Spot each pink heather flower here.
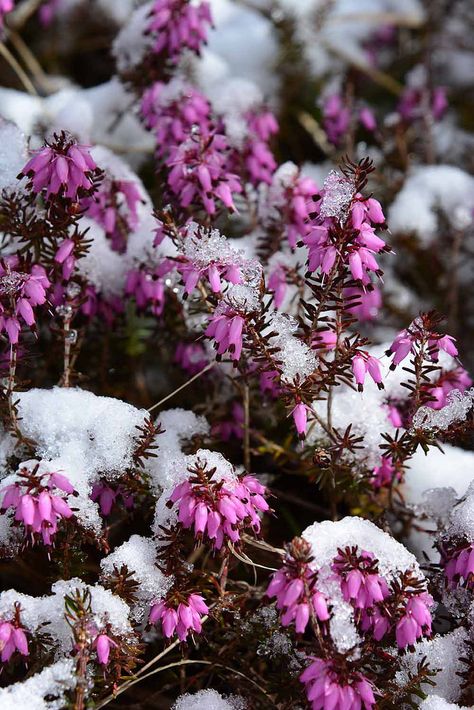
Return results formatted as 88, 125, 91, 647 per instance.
19, 133, 99, 202
141, 81, 211, 155
265, 170, 318, 249
1, 469, 75, 547
303, 186, 387, 280
169, 467, 268, 551
39, 0, 61, 26
0, 620, 29, 664
312, 329, 337, 351
395, 593, 433, 649
212, 402, 244, 441
174, 341, 208, 375
125, 259, 175, 317
427, 367, 473, 410
259, 369, 281, 398
0, 258, 50, 343
229, 110, 278, 186
387, 322, 458, 369
167, 129, 242, 214
94, 633, 118, 665
147, 0, 212, 61
91, 482, 134, 517
292, 402, 309, 439
360, 605, 391, 642
300, 658, 376, 710
444, 543, 474, 589
54, 238, 76, 279
345, 285, 382, 322
398, 86, 448, 123
267, 563, 329, 633
205, 307, 246, 362
371, 456, 397, 489
359, 107, 377, 132
332, 549, 389, 610
83, 178, 144, 253
149, 593, 208, 642
323, 94, 351, 146
268, 264, 288, 309
0, 0, 13, 28
179, 258, 241, 296
351, 354, 384, 391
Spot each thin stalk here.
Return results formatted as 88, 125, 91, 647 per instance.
148, 362, 215, 412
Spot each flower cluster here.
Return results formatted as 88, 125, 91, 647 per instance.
0, 617, 28, 664
387, 318, 458, 369
443, 542, 474, 589
149, 593, 208, 641
19, 132, 99, 202
1, 468, 75, 546
146, 0, 212, 61
300, 658, 376, 710
168, 461, 268, 550
0, 258, 50, 343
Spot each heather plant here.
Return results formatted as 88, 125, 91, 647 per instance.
0, 1, 473, 709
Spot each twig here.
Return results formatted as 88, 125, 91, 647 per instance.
0, 41, 37, 95
148, 362, 215, 413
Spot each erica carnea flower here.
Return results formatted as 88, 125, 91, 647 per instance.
19, 132, 99, 202
332, 548, 388, 610
149, 593, 208, 641
147, 0, 212, 61
168, 461, 268, 550
291, 402, 309, 439
387, 317, 458, 369
323, 94, 351, 146
91, 482, 134, 517
0, 257, 50, 343
351, 353, 384, 391
395, 594, 433, 649
300, 658, 376, 710
1, 467, 76, 546
0, 0, 13, 28
0, 619, 28, 664
94, 633, 118, 665
141, 80, 211, 155
443, 542, 474, 589
167, 129, 242, 214
267, 538, 329, 633
125, 260, 175, 316
205, 306, 246, 362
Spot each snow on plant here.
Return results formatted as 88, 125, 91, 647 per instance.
0, 0, 472, 707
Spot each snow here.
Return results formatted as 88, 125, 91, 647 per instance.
388, 165, 474, 244
0, 659, 76, 710
112, 1, 153, 74
101, 535, 173, 621
302, 516, 424, 653
419, 697, 470, 710
268, 313, 318, 384
447, 481, 474, 542
2, 388, 148, 534
172, 690, 245, 710
397, 627, 469, 703
75, 217, 127, 297
412, 389, 474, 431
0, 579, 132, 654
0, 120, 27, 191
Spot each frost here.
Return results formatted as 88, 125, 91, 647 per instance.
319, 170, 355, 223
419, 699, 470, 710
184, 223, 246, 270
0, 659, 76, 710
447, 481, 474, 543
268, 313, 318, 384
388, 165, 474, 244
412, 388, 474, 431
172, 689, 246, 710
